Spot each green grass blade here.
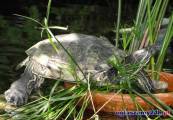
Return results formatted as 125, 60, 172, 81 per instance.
155, 12, 173, 79
115, 0, 122, 48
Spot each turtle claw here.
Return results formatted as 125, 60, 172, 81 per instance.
5, 88, 28, 106
152, 80, 168, 91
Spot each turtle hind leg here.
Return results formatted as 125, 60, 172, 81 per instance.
4, 63, 44, 106
4, 73, 31, 106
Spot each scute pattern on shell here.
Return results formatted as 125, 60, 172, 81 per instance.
5, 33, 123, 106
21, 33, 124, 82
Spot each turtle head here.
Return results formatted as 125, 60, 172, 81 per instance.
146, 44, 161, 55
125, 44, 161, 64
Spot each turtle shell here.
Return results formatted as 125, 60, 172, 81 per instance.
18, 33, 124, 82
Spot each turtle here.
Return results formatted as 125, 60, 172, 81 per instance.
4, 33, 167, 106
